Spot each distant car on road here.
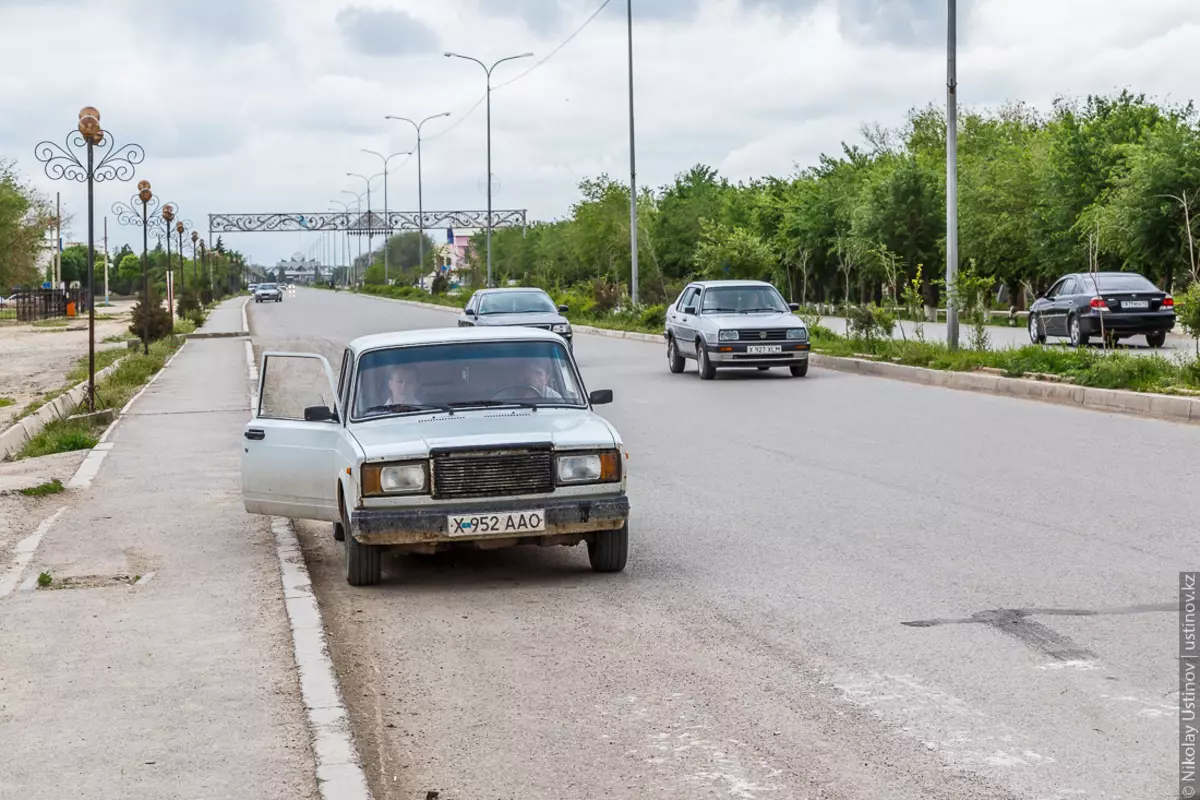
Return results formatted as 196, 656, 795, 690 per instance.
241, 327, 627, 586
458, 288, 573, 351
665, 280, 810, 379
1028, 272, 1175, 348
254, 283, 283, 303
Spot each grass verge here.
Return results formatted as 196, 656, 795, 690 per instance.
15, 336, 184, 460
21, 479, 64, 497
0, 397, 14, 409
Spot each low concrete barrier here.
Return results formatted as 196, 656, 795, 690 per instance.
0, 359, 125, 461
353, 292, 1200, 424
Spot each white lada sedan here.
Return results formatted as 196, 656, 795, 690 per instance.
241, 327, 630, 586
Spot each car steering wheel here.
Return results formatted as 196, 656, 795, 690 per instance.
489, 384, 542, 400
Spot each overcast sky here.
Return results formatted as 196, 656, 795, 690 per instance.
2, 0, 1198, 266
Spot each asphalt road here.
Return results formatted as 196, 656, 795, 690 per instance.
250, 289, 1196, 800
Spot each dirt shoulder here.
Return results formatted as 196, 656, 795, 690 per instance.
0, 301, 135, 426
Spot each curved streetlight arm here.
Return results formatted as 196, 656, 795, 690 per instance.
384, 112, 452, 136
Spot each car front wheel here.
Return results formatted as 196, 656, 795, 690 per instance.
343, 509, 381, 586
1029, 313, 1046, 344
697, 343, 716, 380
667, 337, 685, 373
588, 523, 629, 573
790, 361, 809, 378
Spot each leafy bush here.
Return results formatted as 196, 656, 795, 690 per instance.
639, 304, 666, 330
431, 273, 448, 294
129, 291, 173, 343
1176, 282, 1200, 354
176, 288, 201, 319
846, 304, 895, 346
590, 280, 625, 313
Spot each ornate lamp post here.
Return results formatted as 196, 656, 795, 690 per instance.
34, 106, 145, 411
198, 238, 208, 302
190, 230, 199, 288
176, 221, 188, 306
112, 180, 159, 354
161, 205, 176, 316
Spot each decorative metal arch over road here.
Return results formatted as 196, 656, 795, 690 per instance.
207, 209, 527, 237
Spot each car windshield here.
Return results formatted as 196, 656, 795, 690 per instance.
260, 283, 277, 290
1082, 274, 1159, 293
353, 340, 584, 419
478, 291, 557, 315
700, 286, 789, 313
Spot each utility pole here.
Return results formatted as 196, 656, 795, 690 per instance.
55, 192, 62, 286
103, 215, 109, 306
945, 0, 960, 351
627, 0, 639, 307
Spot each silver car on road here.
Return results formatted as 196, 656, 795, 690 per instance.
664, 280, 810, 379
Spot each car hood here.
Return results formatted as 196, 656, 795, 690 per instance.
347, 408, 619, 461
703, 311, 802, 328
472, 311, 566, 327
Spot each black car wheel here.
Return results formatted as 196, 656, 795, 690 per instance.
667, 337, 685, 373
1068, 315, 1088, 348
1028, 313, 1046, 344
343, 507, 381, 586
1146, 331, 1167, 348
697, 342, 716, 380
587, 523, 629, 573
790, 361, 809, 378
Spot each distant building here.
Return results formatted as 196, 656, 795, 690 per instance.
273, 252, 322, 284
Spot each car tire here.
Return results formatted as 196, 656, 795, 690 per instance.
1146, 331, 1167, 348
333, 520, 345, 542
1068, 314, 1088, 348
588, 523, 629, 573
1029, 313, 1046, 344
667, 337, 685, 373
697, 342, 716, 380
343, 509, 381, 586
789, 361, 809, 378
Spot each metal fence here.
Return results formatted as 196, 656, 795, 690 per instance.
11, 288, 91, 323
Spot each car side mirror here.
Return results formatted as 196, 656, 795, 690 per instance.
304, 405, 338, 423
465, 308, 476, 316
683, 305, 696, 315
558, 304, 569, 314
788, 302, 800, 312
589, 389, 613, 406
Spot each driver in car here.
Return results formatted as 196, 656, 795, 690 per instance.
521, 361, 563, 401
383, 363, 423, 406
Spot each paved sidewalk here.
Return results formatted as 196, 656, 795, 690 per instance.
0, 298, 317, 800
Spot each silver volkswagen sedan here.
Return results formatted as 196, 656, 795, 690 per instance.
664, 280, 810, 379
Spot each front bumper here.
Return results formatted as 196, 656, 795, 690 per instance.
1079, 311, 1174, 335
708, 342, 810, 365
352, 494, 629, 546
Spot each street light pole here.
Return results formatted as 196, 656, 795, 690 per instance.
445, 51, 533, 288
627, 0, 639, 307
360, 150, 410, 285
945, 0, 960, 351
347, 172, 384, 279
341, 190, 368, 283
385, 113, 450, 278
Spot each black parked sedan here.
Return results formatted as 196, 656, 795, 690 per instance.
457, 287, 573, 351
1028, 272, 1175, 348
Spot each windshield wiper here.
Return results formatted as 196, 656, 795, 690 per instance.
446, 399, 540, 412
738, 307, 782, 313
363, 402, 455, 416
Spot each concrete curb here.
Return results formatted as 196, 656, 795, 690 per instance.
347, 291, 1200, 425
185, 331, 249, 340
0, 359, 127, 461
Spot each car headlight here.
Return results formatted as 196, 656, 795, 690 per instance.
556, 450, 621, 485
787, 328, 808, 341
718, 330, 739, 341
552, 323, 570, 333
362, 461, 428, 496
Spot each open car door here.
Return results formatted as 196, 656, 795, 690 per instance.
242, 352, 343, 522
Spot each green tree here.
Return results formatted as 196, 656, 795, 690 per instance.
0, 160, 50, 289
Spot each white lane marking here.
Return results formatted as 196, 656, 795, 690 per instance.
0, 507, 67, 598
272, 517, 371, 800
134, 571, 156, 586
241, 297, 250, 334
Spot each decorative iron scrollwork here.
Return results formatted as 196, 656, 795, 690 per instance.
208, 209, 527, 234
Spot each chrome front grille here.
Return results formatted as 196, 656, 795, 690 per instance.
736, 329, 789, 341
431, 448, 555, 499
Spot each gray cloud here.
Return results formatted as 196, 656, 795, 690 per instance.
472, 0, 701, 34
127, 0, 273, 44
336, 6, 440, 56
